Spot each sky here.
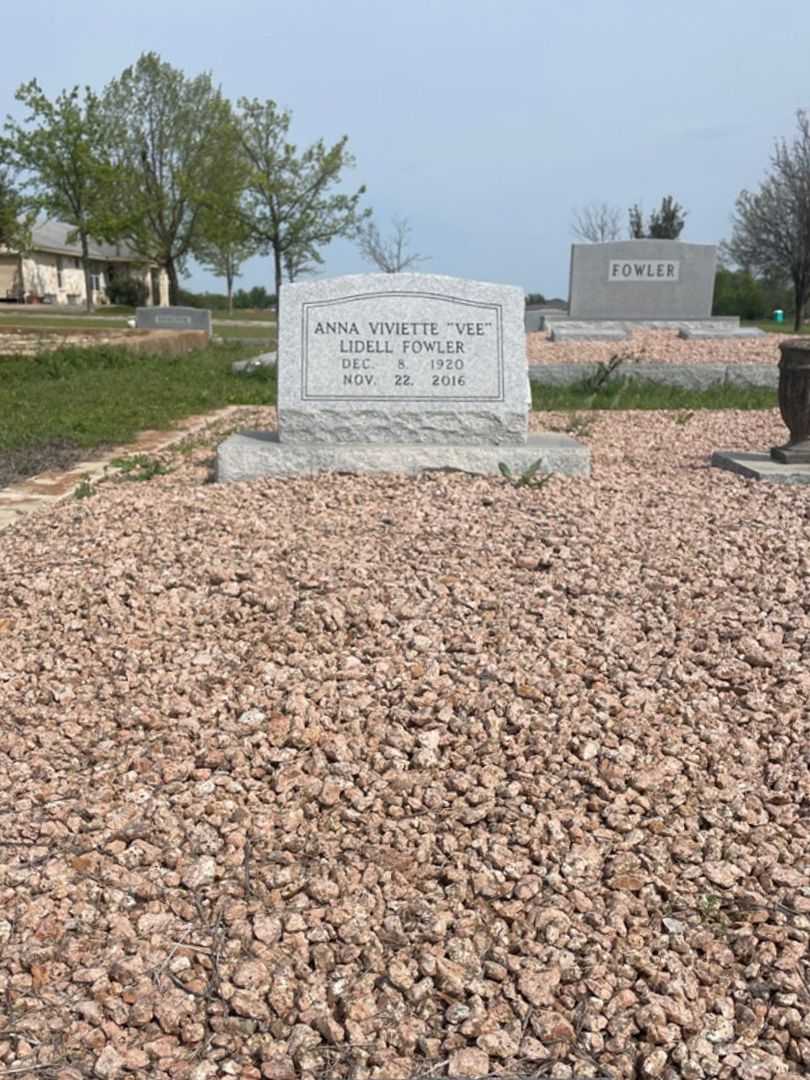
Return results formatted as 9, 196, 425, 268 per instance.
3, 0, 810, 299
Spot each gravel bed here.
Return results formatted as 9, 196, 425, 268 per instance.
526, 329, 790, 367
0, 408, 808, 1080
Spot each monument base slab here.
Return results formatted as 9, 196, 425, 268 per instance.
678, 327, 766, 340
770, 443, 810, 464
550, 325, 629, 342
217, 431, 590, 482
712, 450, 810, 484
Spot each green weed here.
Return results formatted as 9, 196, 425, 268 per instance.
109, 454, 171, 481
498, 458, 552, 488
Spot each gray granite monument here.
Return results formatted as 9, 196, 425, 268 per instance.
217, 273, 589, 480
135, 306, 212, 337
568, 240, 717, 321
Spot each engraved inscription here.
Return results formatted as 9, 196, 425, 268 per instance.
301, 293, 503, 402
608, 260, 680, 282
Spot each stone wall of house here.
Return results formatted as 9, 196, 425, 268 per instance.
20, 254, 168, 306
22, 254, 87, 303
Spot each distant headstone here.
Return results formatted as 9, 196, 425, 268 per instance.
217, 273, 589, 479
524, 306, 570, 333
135, 306, 212, 337
568, 240, 717, 321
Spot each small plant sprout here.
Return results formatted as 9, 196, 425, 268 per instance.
498, 458, 552, 488
110, 454, 172, 481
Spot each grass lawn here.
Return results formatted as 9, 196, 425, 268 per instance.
744, 318, 810, 334
0, 342, 276, 488
532, 377, 777, 412
0, 314, 276, 345
0, 306, 276, 324
215, 324, 276, 341
0, 314, 275, 331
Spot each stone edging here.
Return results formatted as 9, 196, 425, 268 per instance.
528, 361, 778, 390
0, 406, 247, 532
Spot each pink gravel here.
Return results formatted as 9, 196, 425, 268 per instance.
0, 407, 808, 1080
526, 328, 790, 366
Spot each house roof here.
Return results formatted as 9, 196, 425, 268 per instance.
27, 220, 143, 263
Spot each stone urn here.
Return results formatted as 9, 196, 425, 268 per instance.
771, 338, 810, 463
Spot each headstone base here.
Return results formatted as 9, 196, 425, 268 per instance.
770, 443, 810, 464
712, 450, 810, 484
217, 431, 590, 482
678, 327, 766, 340
550, 325, 629, 342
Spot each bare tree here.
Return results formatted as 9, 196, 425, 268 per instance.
727, 109, 810, 331
571, 202, 622, 243
356, 216, 429, 272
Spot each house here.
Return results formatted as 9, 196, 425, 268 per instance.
0, 220, 169, 306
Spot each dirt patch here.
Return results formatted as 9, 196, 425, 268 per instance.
0, 439, 114, 490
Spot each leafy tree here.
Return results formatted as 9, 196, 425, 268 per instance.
193, 129, 256, 311
234, 285, 275, 310
195, 215, 257, 312
2, 80, 115, 310
628, 196, 687, 239
0, 166, 31, 252
283, 240, 320, 282
101, 53, 240, 305
712, 267, 768, 320
356, 215, 429, 272
571, 202, 622, 243
235, 97, 368, 298
628, 204, 644, 239
727, 110, 810, 331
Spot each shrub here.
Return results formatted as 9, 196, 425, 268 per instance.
106, 274, 148, 308
176, 289, 230, 310
712, 268, 792, 320
234, 286, 276, 310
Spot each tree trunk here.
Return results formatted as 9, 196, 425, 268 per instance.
227, 268, 234, 314
166, 259, 180, 306
793, 276, 804, 332
273, 244, 282, 307
80, 231, 94, 313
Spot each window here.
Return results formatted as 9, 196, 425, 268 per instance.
56, 256, 64, 288
73, 258, 80, 269
90, 273, 101, 292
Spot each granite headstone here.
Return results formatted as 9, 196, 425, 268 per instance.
135, 306, 212, 338
217, 272, 589, 479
